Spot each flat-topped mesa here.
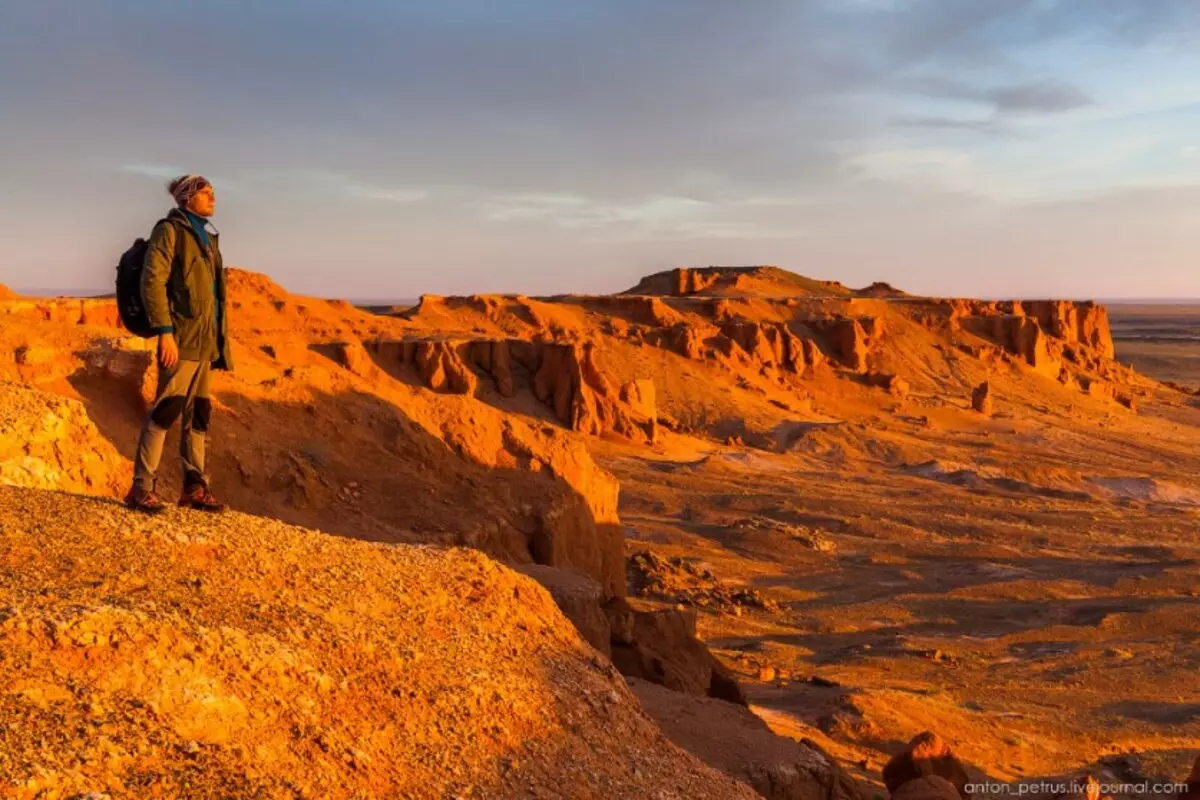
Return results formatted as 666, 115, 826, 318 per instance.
624, 266, 854, 298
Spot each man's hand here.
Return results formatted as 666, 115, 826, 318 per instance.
158, 332, 179, 369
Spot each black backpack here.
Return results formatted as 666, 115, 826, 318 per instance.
115, 220, 176, 337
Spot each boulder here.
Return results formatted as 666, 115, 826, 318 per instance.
971, 382, 993, 416
866, 372, 908, 398
1115, 393, 1137, 412
882, 732, 970, 800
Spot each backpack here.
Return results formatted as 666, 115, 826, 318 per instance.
115, 220, 176, 338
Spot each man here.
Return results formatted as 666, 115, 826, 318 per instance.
124, 174, 234, 514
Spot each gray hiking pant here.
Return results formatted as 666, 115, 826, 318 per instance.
133, 359, 212, 492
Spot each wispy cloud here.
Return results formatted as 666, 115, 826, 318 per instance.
119, 162, 185, 180
343, 184, 429, 204
3, 0, 1199, 296
988, 81, 1092, 114
480, 191, 802, 241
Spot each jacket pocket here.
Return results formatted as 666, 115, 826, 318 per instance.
170, 285, 195, 318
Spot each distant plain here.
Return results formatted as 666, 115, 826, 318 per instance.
1110, 304, 1200, 387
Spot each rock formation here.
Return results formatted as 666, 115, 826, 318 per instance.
882, 732, 971, 799
357, 337, 659, 445
0, 262, 1179, 798
0, 382, 127, 496
957, 300, 1114, 379
625, 266, 853, 298
630, 677, 867, 800
608, 604, 747, 705
971, 381, 993, 415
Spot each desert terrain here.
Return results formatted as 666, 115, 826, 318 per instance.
1, 266, 1198, 798
1110, 304, 1200, 388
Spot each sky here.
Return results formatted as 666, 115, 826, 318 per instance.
1, 0, 1198, 300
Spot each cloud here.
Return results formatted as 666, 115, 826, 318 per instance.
343, 184, 429, 204
119, 163, 186, 180
2, 0, 1199, 296
480, 191, 802, 241
893, 116, 1009, 134
988, 80, 1092, 114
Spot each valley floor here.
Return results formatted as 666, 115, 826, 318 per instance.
595, 411, 1200, 793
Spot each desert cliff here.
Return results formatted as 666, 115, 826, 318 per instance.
1, 265, 1197, 798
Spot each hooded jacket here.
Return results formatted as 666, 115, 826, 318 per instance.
140, 207, 233, 370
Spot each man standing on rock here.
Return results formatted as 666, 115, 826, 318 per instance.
124, 174, 233, 514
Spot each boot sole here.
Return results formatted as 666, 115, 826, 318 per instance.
178, 502, 225, 513
126, 502, 168, 516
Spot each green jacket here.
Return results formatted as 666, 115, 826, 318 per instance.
140, 208, 233, 370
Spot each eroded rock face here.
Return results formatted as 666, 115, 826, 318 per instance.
958, 300, 1115, 378
514, 564, 612, 657
629, 677, 867, 800
624, 267, 729, 296
718, 321, 819, 374
390, 338, 658, 445
811, 317, 878, 372
882, 732, 971, 799
0, 383, 127, 496
608, 604, 747, 706
1023, 301, 1114, 359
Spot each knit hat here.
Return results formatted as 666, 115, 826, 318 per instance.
168, 174, 211, 207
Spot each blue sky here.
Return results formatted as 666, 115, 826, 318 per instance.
1, 0, 1198, 298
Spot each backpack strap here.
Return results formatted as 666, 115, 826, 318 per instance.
155, 216, 185, 276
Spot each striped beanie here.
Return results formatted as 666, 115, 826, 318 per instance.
168, 174, 211, 207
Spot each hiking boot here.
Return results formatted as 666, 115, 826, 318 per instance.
178, 483, 225, 513
125, 485, 168, 515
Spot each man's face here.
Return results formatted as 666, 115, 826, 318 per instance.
187, 185, 216, 218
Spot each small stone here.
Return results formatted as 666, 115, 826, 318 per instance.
757, 665, 777, 682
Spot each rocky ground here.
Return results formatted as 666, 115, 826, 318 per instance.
1, 265, 1198, 798
0, 486, 757, 799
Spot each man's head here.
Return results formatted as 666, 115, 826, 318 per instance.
168, 174, 215, 218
